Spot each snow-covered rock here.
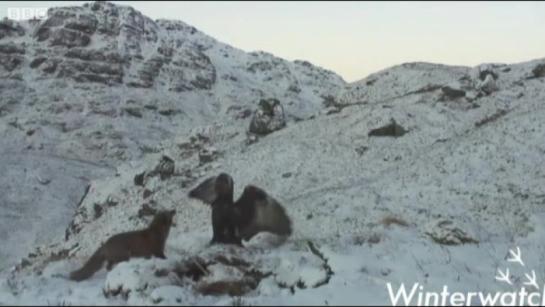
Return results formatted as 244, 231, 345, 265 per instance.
478, 74, 498, 95
248, 98, 287, 136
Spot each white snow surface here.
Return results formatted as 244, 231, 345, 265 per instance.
1, 1, 545, 306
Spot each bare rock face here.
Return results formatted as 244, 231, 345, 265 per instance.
477, 74, 498, 95
0, 19, 25, 39
126, 45, 216, 92
170, 48, 216, 91
0, 42, 25, 74
49, 28, 91, 48
248, 98, 287, 136
26, 5, 126, 84
34, 8, 94, 47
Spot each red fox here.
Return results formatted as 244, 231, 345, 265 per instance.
69, 210, 175, 281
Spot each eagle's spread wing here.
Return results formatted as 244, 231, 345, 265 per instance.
187, 175, 219, 205
236, 185, 292, 241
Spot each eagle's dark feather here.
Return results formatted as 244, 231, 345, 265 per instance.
187, 175, 219, 205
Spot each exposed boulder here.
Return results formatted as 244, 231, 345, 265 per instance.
41, 59, 60, 74
30, 57, 47, 68
248, 98, 286, 136
123, 107, 143, 118
34, 27, 51, 42
198, 146, 219, 164
477, 74, 498, 95
425, 219, 479, 246
368, 118, 408, 138
153, 155, 175, 180
531, 63, 545, 79
134, 172, 146, 186
468, 64, 500, 95
440, 83, 466, 100
476, 65, 499, 81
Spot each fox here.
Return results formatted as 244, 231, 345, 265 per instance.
69, 209, 175, 281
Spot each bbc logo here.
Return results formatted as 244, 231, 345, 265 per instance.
7, 7, 48, 21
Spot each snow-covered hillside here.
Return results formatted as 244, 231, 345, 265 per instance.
1, 1, 545, 305
0, 0, 344, 273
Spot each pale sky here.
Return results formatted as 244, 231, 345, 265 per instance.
1, 1, 545, 82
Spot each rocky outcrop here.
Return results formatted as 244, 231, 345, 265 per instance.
0, 1, 343, 122
153, 155, 175, 180
0, 0, 344, 203
248, 98, 287, 136
34, 8, 95, 47
57, 53, 124, 85
440, 84, 466, 100
49, 28, 91, 48
477, 74, 498, 95
64, 48, 123, 63
0, 19, 25, 40
127, 56, 165, 88
126, 45, 216, 91
425, 219, 479, 246
530, 63, 545, 79
0, 43, 25, 73
472, 64, 499, 95
368, 118, 408, 138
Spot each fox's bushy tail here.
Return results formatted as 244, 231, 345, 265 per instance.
69, 247, 105, 282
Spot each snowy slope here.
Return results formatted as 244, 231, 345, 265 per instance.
0, 1, 344, 271
2, 48, 545, 305
2, 1, 545, 305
